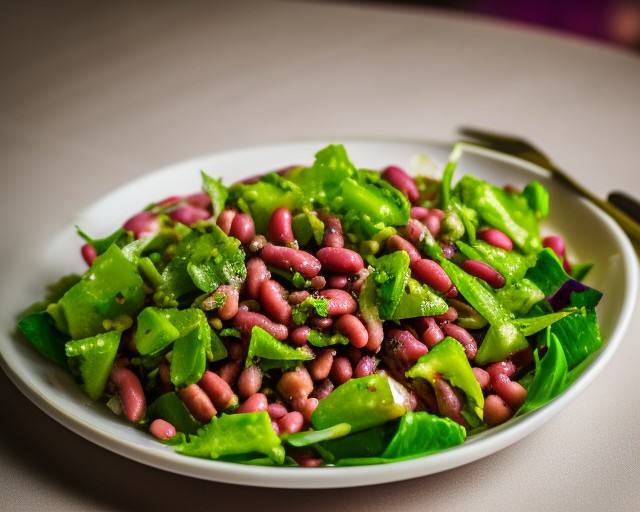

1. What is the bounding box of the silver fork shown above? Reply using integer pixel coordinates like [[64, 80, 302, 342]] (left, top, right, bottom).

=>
[[459, 126, 640, 246]]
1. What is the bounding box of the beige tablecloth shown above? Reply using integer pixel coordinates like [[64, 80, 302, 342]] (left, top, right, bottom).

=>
[[1, 1, 639, 510]]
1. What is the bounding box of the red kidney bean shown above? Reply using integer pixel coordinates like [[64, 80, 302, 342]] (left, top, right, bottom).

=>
[[244, 258, 271, 300], [386, 329, 427, 366], [81, 243, 97, 266], [435, 305, 459, 326], [478, 228, 513, 251], [404, 218, 428, 243], [198, 370, 239, 409], [312, 378, 334, 400], [308, 316, 333, 330], [149, 418, 177, 440], [542, 235, 566, 258], [433, 377, 466, 426], [307, 348, 335, 381], [237, 392, 268, 414], [382, 165, 419, 202], [278, 411, 305, 434], [260, 243, 322, 278], [123, 211, 161, 239], [205, 284, 239, 320], [229, 212, 255, 244], [354, 355, 376, 377], [441, 323, 477, 359], [267, 207, 295, 244], [185, 191, 211, 209], [169, 204, 211, 225], [424, 212, 442, 237], [296, 456, 324, 467], [216, 208, 237, 234], [267, 402, 288, 421], [348, 267, 370, 295], [410, 206, 429, 219], [156, 195, 181, 207], [224, 338, 247, 362], [309, 275, 326, 290], [292, 397, 318, 422], [178, 383, 217, 423], [316, 247, 364, 274], [325, 274, 349, 289], [411, 258, 453, 293], [418, 316, 445, 347], [483, 394, 514, 426], [318, 212, 344, 248], [258, 279, 292, 326], [110, 366, 146, 423], [492, 373, 527, 410], [460, 259, 506, 289], [288, 290, 310, 304], [335, 314, 369, 348], [237, 365, 263, 398], [233, 309, 288, 340], [218, 361, 241, 385], [486, 360, 516, 380], [386, 235, 421, 263], [329, 356, 353, 385], [473, 367, 491, 391], [318, 288, 357, 315], [277, 367, 314, 402], [364, 317, 385, 352], [291, 326, 311, 346]]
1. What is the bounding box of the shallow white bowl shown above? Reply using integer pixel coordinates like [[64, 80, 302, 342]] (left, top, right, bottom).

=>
[[1, 139, 637, 488]]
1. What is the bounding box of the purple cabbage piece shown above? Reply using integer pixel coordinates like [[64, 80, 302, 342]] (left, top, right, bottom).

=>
[[548, 279, 602, 311]]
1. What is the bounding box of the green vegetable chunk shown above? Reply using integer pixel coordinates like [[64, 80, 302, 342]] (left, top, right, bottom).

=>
[[17, 311, 69, 367], [134, 307, 181, 355], [174, 412, 285, 464], [169, 309, 211, 388], [148, 391, 202, 435], [245, 326, 314, 370], [311, 374, 409, 432], [65, 330, 121, 400], [48, 244, 145, 340]]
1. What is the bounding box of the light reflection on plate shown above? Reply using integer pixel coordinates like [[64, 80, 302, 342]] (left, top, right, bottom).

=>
[[1, 139, 637, 488]]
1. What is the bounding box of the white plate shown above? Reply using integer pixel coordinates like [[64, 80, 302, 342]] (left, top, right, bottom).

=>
[[1, 139, 637, 488]]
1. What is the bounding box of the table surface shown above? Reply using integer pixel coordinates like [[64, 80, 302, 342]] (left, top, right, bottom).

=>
[[1, 1, 639, 510]]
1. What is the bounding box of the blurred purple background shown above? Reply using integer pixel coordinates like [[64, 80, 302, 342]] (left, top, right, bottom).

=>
[[362, 0, 640, 50]]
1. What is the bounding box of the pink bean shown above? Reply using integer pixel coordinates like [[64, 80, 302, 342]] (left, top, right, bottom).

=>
[[156, 195, 181, 207], [404, 218, 428, 242], [229, 212, 256, 244], [277, 367, 314, 401], [319, 212, 344, 248], [364, 316, 385, 352], [110, 366, 146, 423], [411, 258, 453, 293], [486, 360, 517, 379], [308, 316, 333, 330], [424, 213, 442, 237], [492, 373, 528, 410], [185, 191, 211, 209], [325, 274, 349, 289], [169, 204, 211, 225], [473, 367, 491, 390], [410, 206, 430, 219], [483, 394, 514, 426], [316, 247, 364, 274], [204, 284, 239, 320], [307, 348, 335, 381], [312, 378, 334, 400], [237, 365, 263, 398], [354, 355, 377, 377], [237, 392, 268, 414], [198, 370, 239, 409], [278, 411, 305, 434], [542, 235, 566, 258], [260, 243, 322, 278], [335, 314, 369, 348], [149, 418, 177, 440], [216, 208, 237, 234], [460, 259, 506, 289], [309, 275, 327, 290], [233, 309, 288, 340], [386, 329, 428, 366], [177, 384, 217, 423], [441, 323, 477, 359], [330, 356, 353, 385], [267, 207, 295, 244], [386, 235, 421, 263], [244, 258, 271, 300], [291, 326, 311, 346], [434, 306, 458, 324], [433, 377, 466, 426], [318, 289, 358, 315], [81, 243, 97, 266], [478, 228, 513, 251], [123, 211, 161, 239], [218, 360, 241, 385], [292, 397, 319, 423], [417, 317, 445, 347], [267, 402, 288, 420], [258, 279, 292, 325], [382, 165, 419, 202]]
